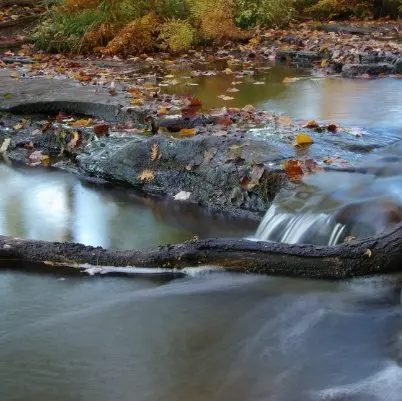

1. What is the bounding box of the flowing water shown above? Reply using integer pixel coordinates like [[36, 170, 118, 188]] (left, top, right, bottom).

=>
[[1, 66, 402, 401]]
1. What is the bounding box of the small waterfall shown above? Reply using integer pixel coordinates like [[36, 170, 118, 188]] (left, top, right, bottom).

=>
[[255, 205, 347, 246]]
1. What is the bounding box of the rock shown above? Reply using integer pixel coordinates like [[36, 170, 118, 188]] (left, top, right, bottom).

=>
[[394, 58, 402, 74], [276, 50, 324, 68], [342, 63, 396, 77]]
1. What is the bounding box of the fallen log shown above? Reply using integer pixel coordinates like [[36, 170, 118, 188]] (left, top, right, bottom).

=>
[[1, 220, 402, 279]]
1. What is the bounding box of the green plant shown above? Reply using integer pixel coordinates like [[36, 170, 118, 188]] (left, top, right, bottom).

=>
[[34, 9, 106, 52], [158, 18, 195, 52]]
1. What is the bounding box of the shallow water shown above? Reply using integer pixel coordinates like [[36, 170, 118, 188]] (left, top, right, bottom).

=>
[[0, 164, 255, 248], [1, 271, 402, 401], [1, 64, 402, 401]]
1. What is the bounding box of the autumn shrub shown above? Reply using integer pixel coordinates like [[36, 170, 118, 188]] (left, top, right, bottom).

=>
[[100, 12, 160, 56], [306, 0, 373, 17], [158, 18, 195, 52], [189, 0, 249, 41]]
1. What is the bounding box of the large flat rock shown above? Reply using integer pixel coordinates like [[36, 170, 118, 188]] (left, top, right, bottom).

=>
[[0, 72, 142, 123]]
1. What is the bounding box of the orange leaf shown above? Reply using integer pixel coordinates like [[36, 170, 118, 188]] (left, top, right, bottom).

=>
[[304, 120, 319, 129], [158, 107, 168, 116], [295, 133, 314, 146], [178, 128, 196, 137], [283, 160, 303, 180]]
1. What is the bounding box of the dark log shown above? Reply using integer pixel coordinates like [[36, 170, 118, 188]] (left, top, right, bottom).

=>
[[1, 221, 402, 279]]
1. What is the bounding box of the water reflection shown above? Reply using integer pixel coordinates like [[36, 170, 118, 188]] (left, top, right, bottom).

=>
[[0, 164, 255, 249]]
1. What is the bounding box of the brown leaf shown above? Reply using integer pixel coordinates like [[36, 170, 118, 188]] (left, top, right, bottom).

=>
[[244, 164, 265, 190], [304, 120, 319, 129], [150, 143, 158, 161], [93, 123, 110, 136], [138, 169, 155, 182], [327, 124, 338, 133], [283, 159, 303, 181]]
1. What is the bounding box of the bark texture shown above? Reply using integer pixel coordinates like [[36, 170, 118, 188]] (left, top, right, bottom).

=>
[[1, 222, 402, 279]]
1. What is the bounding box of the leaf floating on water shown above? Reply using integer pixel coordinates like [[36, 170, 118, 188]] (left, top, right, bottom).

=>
[[10, 72, 19, 79], [253, 81, 265, 85], [227, 88, 239, 93], [282, 77, 299, 84], [138, 169, 155, 182], [295, 133, 314, 146], [217, 95, 235, 101]]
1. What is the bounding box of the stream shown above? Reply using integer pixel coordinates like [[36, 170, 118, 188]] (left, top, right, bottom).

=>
[[1, 65, 402, 401]]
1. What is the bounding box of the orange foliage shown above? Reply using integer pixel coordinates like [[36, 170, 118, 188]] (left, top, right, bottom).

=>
[[100, 12, 160, 56]]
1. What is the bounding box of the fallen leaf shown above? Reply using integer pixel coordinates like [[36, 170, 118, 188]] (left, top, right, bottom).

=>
[[242, 104, 256, 113], [70, 119, 92, 128], [67, 131, 80, 150], [174, 191, 191, 201], [304, 120, 319, 129], [327, 124, 338, 133], [364, 249, 372, 258], [243, 164, 265, 189], [223, 68, 232, 74], [283, 159, 303, 180], [344, 235, 356, 242], [295, 133, 314, 146], [10, 72, 19, 79], [282, 77, 299, 84], [93, 123, 110, 136], [138, 169, 155, 182], [0, 138, 11, 153], [253, 81, 265, 85], [178, 128, 196, 137], [217, 95, 235, 101], [158, 107, 168, 116], [150, 143, 158, 161]]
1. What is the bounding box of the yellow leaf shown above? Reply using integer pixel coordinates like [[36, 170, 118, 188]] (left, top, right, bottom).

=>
[[130, 99, 144, 106], [138, 169, 155, 182], [10, 72, 19, 79], [158, 107, 167, 116], [295, 133, 314, 146], [178, 128, 196, 137], [282, 77, 298, 84], [223, 68, 232, 75], [150, 143, 158, 161], [321, 59, 328, 68], [70, 119, 92, 127], [364, 249, 372, 258]]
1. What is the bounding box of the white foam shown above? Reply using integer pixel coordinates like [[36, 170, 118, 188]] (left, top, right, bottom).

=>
[[313, 362, 402, 401]]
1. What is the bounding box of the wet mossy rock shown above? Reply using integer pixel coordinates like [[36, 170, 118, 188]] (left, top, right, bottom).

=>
[[77, 134, 286, 217]]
